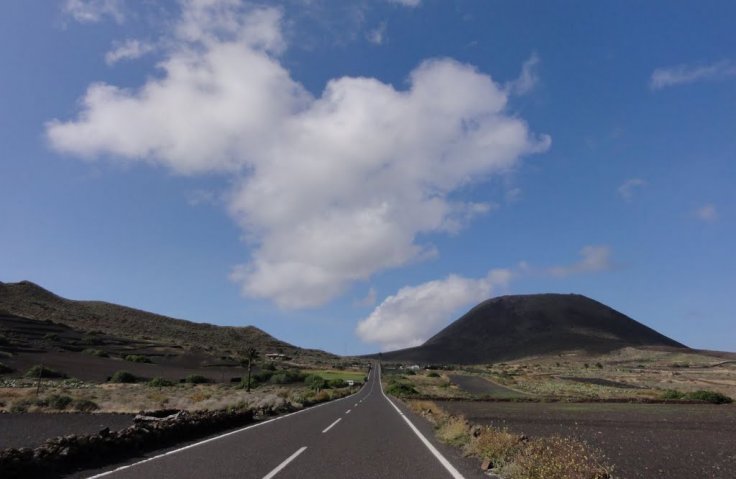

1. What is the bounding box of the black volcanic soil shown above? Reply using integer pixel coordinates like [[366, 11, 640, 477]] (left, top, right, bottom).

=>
[[439, 401, 736, 479], [379, 294, 686, 364], [0, 313, 248, 382], [0, 413, 134, 449], [0, 280, 336, 364]]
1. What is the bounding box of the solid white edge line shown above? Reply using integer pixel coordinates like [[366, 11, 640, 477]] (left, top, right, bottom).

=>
[[378, 365, 465, 479], [321, 417, 342, 433], [262, 446, 307, 479], [86, 381, 367, 478]]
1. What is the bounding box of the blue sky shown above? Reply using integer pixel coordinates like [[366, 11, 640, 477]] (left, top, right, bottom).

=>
[[1, 0, 734, 354]]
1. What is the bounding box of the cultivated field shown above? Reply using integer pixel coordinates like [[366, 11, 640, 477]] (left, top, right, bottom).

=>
[[437, 401, 736, 479]]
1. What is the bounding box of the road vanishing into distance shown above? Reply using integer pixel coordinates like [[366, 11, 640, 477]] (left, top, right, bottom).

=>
[[84, 365, 483, 479]]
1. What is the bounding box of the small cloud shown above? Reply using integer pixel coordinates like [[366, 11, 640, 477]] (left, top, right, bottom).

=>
[[105, 39, 154, 65], [355, 287, 377, 307], [387, 0, 422, 7], [505, 187, 522, 203], [695, 204, 718, 223], [186, 189, 220, 207], [366, 21, 387, 45], [650, 60, 736, 90], [617, 178, 647, 201], [547, 245, 613, 278], [63, 0, 125, 24], [507, 53, 540, 95]]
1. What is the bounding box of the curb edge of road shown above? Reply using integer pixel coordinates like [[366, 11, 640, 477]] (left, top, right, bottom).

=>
[[377, 365, 466, 479]]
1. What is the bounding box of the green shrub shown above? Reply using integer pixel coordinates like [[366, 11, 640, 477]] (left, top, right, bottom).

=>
[[304, 374, 327, 391], [110, 370, 139, 383], [124, 355, 152, 363], [661, 389, 685, 400], [10, 399, 32, 413], [427, 371, 440, 378], [405, 369, 416, 376], [185, 374, 210, 384], [269, 370, 305, 384], [148, 377, 175, 387], [47, 394, 73, 410], [0, 362, 14, 374], [328, 378, 347, 388], [24, 365, 68, 379], [386, 382, 418, 397], [686, 390, 733, 404], [83, 349, 109, 358], [73, 399, 99, 412]]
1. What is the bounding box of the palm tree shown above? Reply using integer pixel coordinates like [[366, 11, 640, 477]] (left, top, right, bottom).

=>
[[242, 347, 259, 392]]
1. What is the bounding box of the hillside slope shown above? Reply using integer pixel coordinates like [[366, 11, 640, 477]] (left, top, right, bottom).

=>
[[0, 280, 335, 362], [378, 293, 687, 364]]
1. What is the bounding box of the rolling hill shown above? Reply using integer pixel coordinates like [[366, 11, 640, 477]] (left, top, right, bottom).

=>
[[0, 280, 335, 363], [377, 293, 688, 364]]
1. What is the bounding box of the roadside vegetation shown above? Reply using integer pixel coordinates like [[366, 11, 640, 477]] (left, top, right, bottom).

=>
[[0, 364, 367, 414], [408, 400, 613, 479]]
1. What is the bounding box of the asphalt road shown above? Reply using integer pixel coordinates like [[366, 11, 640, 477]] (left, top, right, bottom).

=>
[[82, 365, 484, 479]]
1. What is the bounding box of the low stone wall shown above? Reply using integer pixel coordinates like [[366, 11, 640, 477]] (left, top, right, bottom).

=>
[[0, 388, 355, 478], [0, 408, 255, 478]]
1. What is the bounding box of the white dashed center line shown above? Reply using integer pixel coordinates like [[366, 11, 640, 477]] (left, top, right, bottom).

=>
[[262, 446, 307, 479], [321, 418, 342, 433]]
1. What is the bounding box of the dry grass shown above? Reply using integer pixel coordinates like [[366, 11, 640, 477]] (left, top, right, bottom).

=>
[[465, 426, 524, 470], [1, 381, 352, 414], [407, 399, 613, 479], [436, 415, 470, 446], [507, 435, 612, 479]]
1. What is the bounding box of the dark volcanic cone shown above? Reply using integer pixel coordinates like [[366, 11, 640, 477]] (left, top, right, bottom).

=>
[[377, 293, 687, 364]]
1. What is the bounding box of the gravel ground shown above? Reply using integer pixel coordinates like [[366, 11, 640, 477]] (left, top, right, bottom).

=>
[[0, 413, 134, 449], [438, 401, 736, 479]]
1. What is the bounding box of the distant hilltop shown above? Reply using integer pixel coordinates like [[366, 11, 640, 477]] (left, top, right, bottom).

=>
[[375, 293, 687, 364]]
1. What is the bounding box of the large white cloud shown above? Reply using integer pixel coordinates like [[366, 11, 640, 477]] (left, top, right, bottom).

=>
[[47, 1, 550, 309], [356, 270, 512, 350]]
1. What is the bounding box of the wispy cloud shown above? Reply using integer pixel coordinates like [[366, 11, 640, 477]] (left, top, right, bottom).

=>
[[366, 21, 388, 45], [63, 0, 125, 24], [695, 204, 718, 223], [105, 39, 154, 65], [355, 287, 377, 307], [650, 60, 736, 90], [387, 0, 422, 7], [547, 245, 613, 278], [507, 53, 540, 95], [618, 178, 647, 201]]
